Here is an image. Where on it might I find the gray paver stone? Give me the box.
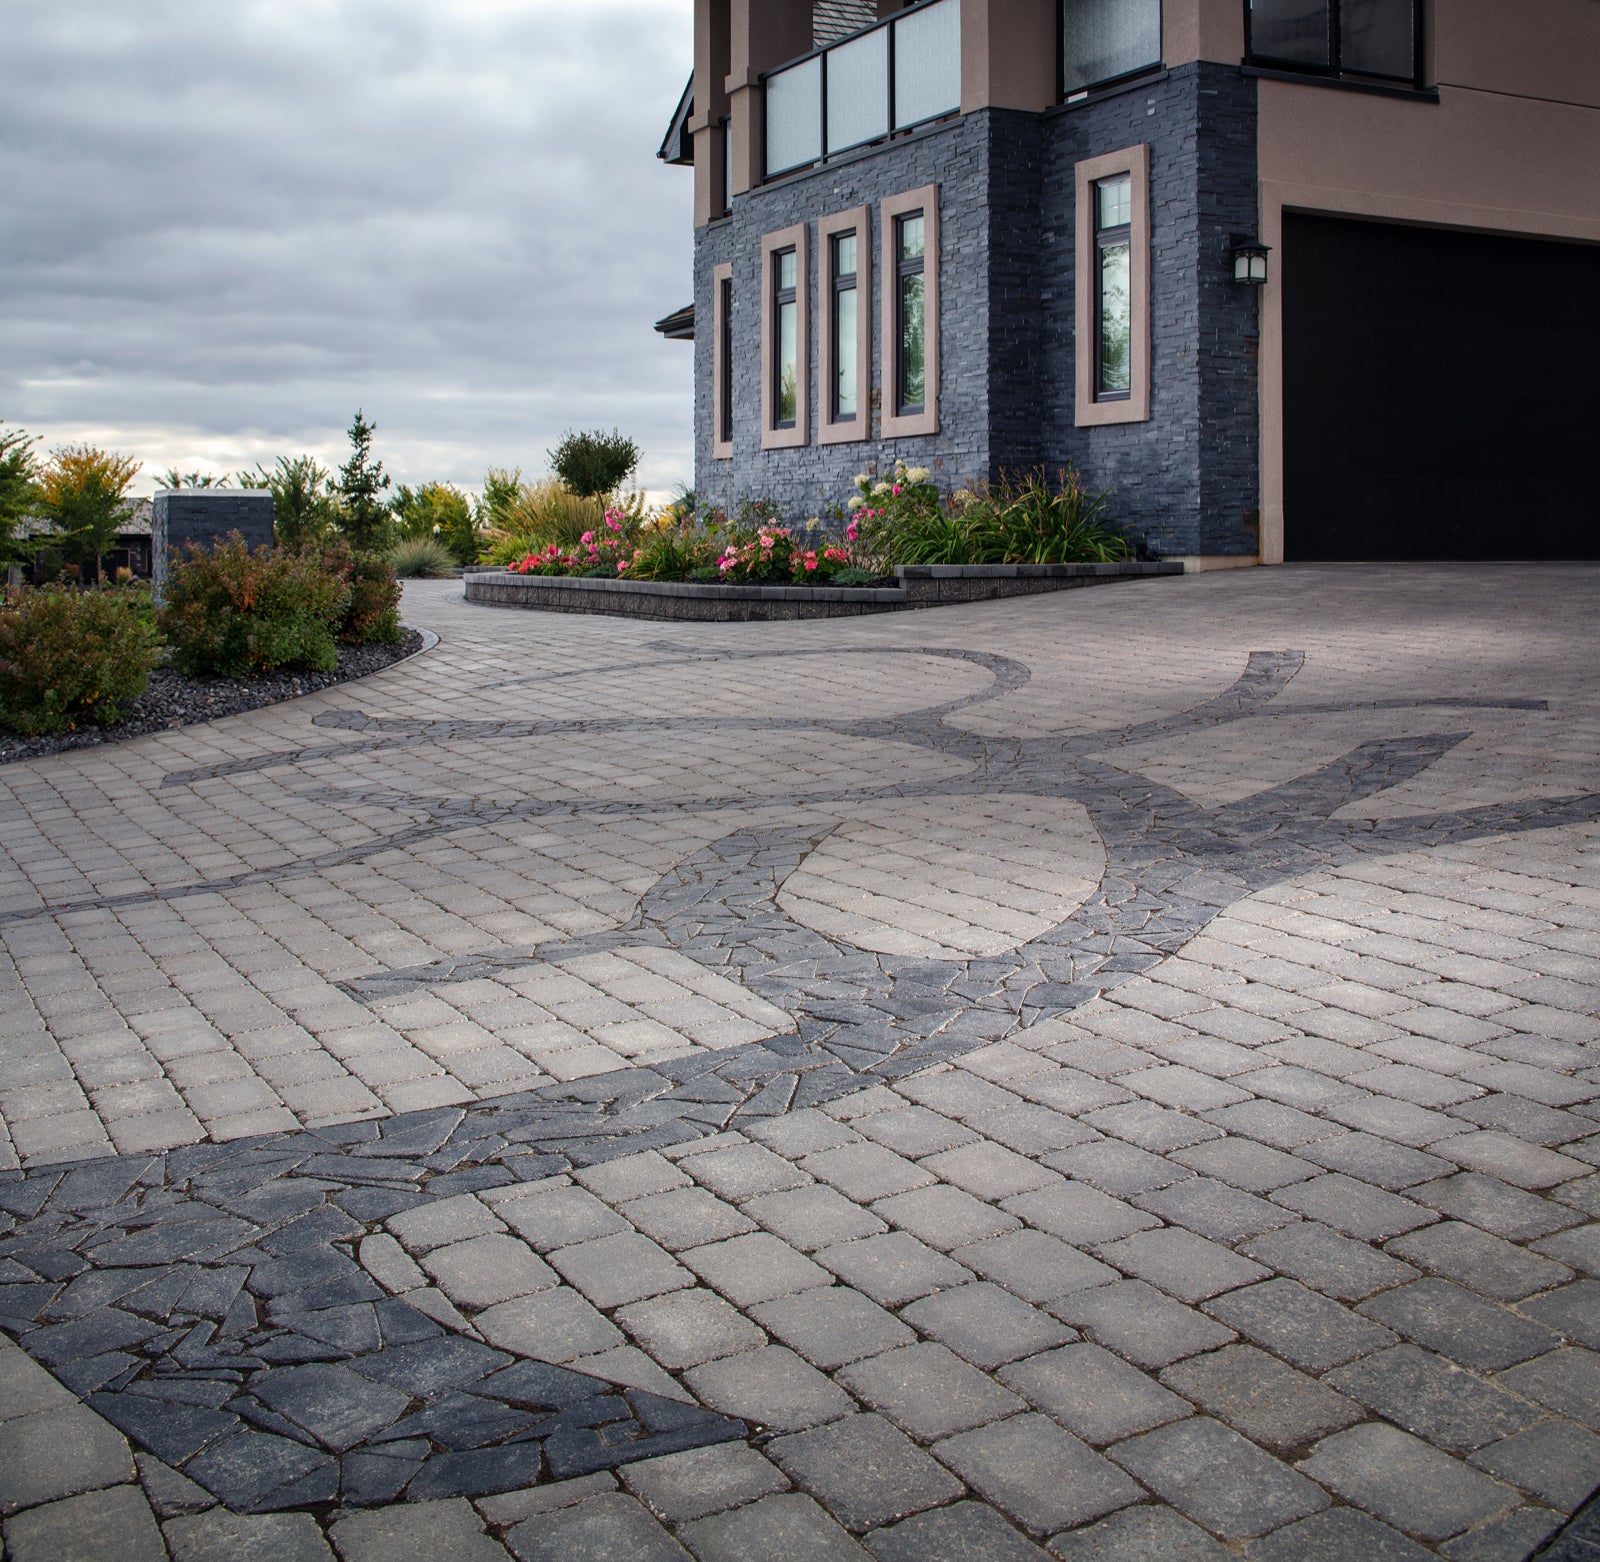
[750,1286,915,1370]
[1108,1415,1329,1539]
[474,1286,624,1361]
[1171,1137,1320,1193]
[900,1282,1075,1368]
[1245,1505,1434,1561]
[865,1499,1049,1562]
[1205,1279,1397,1371]
[1297,1423,1520,1541]
[1467,1419,1600,1511]
[1437,1504,1564,1562]
[871,1184,1020,1251]
[1046,1138,1194,1196]
[855,1105,977,1156]
[1160,1344,1363,1451]
[742,1185,887,1251]
[420,1233,557,1310]
[549,1233,692,1309]
[1497,1347,1600,1430]
[1051,1279,1236,1369]
[620,1442,788,1523]
[801,1143,933,1202]
[1272,1173,1437,1241]
[815,1231,971,1306]
[933,1413,1143,1536]
[920,1142,1060,1199]
[770,1412,964,1532]
[331,1498,508,1561]
[1048,1505,1233,1560]
[165,1509,336,1562]
[1387,1220,1574,1302]
[681,1232,831,1306]
[685,1345,854,1432]
[497,1187,632,1251]
[953,1228,1118,1303]
[3,1485,165,1562]
[506,1491,687,1561]
[1358,1279,1562,1371]
[622,1188,757,1251]
[0,1402,134,1508]
[1236,1220,1420,1302]
[999,1342,1190,1445]
[838,1343,1025,1440]
[572,1151,691,1202]
[1520,1281,1600,1350]
[678,1492,868,1561]
[1002,1183,1159,1247]
[615,1287,766,1369]
[1096,1225,1268,1303]
[1327,1344,1542,1452]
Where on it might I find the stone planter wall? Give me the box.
[462,562,1182,622]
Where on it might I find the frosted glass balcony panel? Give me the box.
[766,55,823,175]
[826,25,890,153]
[893,0,960,131]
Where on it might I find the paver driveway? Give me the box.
[2,564,1599,1561]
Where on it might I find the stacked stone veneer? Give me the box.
[693,61,1260,559]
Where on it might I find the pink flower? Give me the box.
[804,559,817,571]
[892,484,902,496]
[580,531,593,545]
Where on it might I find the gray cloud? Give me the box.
[0,0,695,494]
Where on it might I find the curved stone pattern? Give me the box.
[3,634,1597,1525]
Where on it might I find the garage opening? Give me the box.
[1282,213,1599,561]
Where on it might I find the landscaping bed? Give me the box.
[464,562,1181,621]
[0,629,425,767]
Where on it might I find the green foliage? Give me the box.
[35,444,141,578]
[391,481,478,564]
[156,469,231,489]
[158,534,350,677]
[335,410,392,553]
[390,536,458,578]
[0,424,41,567]
[830,566,881,587]
[324,546,403,644]
[238,455,342,553]
[483,480,606,563]
[0,586,158,734]
[548,428,639,499]
[475,467,523,531]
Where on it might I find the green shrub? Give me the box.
[391,536,457,577]
[0,586,158,734]
[484,480,605,562]
[159,533,349,676]
[548,428,639,499]
[328,548,403,644]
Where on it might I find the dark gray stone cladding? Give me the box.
[692,62,1260,559]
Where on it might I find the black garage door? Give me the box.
[1283,213,1600,560]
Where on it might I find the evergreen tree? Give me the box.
[336,410,391,553]
[0,424,41,567]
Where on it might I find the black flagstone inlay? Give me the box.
[2,648,1597,1515]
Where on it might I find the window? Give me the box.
[1063,0,1163,96]
[713,263,733,459]
[1094,175,1132,399]
[819,205,870,444]
[1246,0,1420,86]
[1075,145,1149,426]
[880,185,939,438]
[760,223,809,449]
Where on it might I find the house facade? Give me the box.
[661,0,1600,564]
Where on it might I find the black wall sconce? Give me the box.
[1229,234,1271,285]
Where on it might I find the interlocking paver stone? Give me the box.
[1052,1279,1236,1369]
[3,1486,167,1562]
[1045,1138,1194,1196]
[872,1184,1020,1251]
[952,1228,1118,1303]
[1204,1279,1396,1371]
[1047,1504,1234,1560]
[548,1232,692,1309]
[839,1343,1025,1440]
[865,1500,1050,1562]
[1096,1226,1269,1303]
[1497,1347,1600,1430]
[420,1234,557,1310]
[681,1232,831,1307]
[1387,1219,1574,1302]
[1237,1219,1420,1301]
[620,1442,788,1522]
[622,1187,757,1251]
[1298,1423,1520,1541]
[165,1509,337,1562]
[900,1282,1074,1368]
[1272,1172,1437,1241]
[678,1492,868,1561]
[1327,1343,1543,1451]
[1109,1416,1329,1540]
[330,1498,508,1561]
[1160,1344,1363,1450]
[743,1184,888,1251]
[685,1346,854,1433]
[684,1142,811,1201]
[749,1285,915,1370]
[1002,1183,1160,1247]
[815,1231,971,1307]
[0,1401,135,1508]
[770,1413,964,1532]
[999,1342,1190,1445]
[1467,1419,1600,1511]
[1358,1278,1562,1371]
[615,1287,766,1370]
[802,1143,933,1202]
[1246,1505,1435,1561]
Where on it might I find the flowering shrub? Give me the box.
[323,546,404,644]
[716,526,855,584]
[0,586,158,735]
[511,507,635,577]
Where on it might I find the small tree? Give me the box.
[390,481,478,564]
[240,455,342,552]
[36,444,141,581]
[548,429,639,500]
[475,466,523,531]
[335,409,391,553]
[0,424,41,568]
[156,469,231,489]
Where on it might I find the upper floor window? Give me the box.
[1246,0,1420,87]
[1063,0,1163,97]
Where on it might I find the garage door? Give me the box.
[1282,213,1600,560]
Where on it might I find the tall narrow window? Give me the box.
[896,215,926,416]
[879,185,938,439]
[1075,146,1149,426]
[1095,175,1132,399]
[712,261,733,460]
[774,247,799,428]
[760,223,809,449]
[832,231,858,421]
[819,205,869,445]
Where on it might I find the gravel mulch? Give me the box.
[0,629,426,767]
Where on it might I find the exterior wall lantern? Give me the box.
[1229,234,1271,284]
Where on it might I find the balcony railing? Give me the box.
[764,0,961,180]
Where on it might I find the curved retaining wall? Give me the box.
[462,562,1183,621]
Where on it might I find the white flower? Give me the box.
[872,481,892,496]
[853,473,871,489]
[906,467,931,484]
[847,495,866,511]
[805,517,820,531]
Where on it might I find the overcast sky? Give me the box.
[0,0,695,499]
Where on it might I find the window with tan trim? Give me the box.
[712,262,733,460]
[879,185,939,439]
[818,205,870,445]
[761,223,809,449]
[1075,144,1150,426]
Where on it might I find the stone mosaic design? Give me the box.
[3,635,1597,1530]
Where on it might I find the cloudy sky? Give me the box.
[0,0,695,499]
